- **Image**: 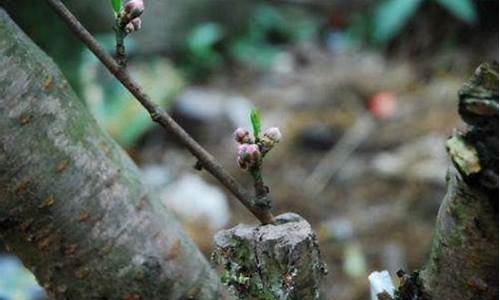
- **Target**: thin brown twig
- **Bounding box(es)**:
[44,0,274,225]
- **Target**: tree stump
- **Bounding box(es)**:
[212,213,327,300]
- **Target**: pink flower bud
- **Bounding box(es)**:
[260,127,281,151]
[237,144,261,170]
[124,0,144,19]
[234,128,253,144]
[263,127,281,143]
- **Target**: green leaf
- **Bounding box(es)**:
[230,38,280,69]
[187,23,224,52]
[250,109,262,138]
[111,0,123,14]
[183,23,225,80]
[435,0,477,24]
[373,0,423,44]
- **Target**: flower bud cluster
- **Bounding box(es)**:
[237,144,261,170]
[234,126,281,170]
[121,0,144,33]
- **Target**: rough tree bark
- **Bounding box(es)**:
[0,9,229,300]
[388,63,498,300]
[419,62,499,300]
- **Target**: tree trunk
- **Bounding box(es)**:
[420,63,498,300]
[0,9,229,300]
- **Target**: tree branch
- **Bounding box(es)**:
[43,0,274,225]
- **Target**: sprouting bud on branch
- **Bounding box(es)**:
[234,111,281,173]
[233,110,279,210]
[112,0,144,67]
[237,144,261,170]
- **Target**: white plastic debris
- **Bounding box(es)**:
[368,270,396,300]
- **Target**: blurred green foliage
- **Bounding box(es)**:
[180,4,320,81]
[6,0,480,150]
[435,0,477,24]
[230,4,317,69]
[373,0,423,44]
[182,23,225,80]
[349,0,478,46]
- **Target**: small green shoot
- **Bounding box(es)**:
[250,109,262,138]
[111,0,123,15]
